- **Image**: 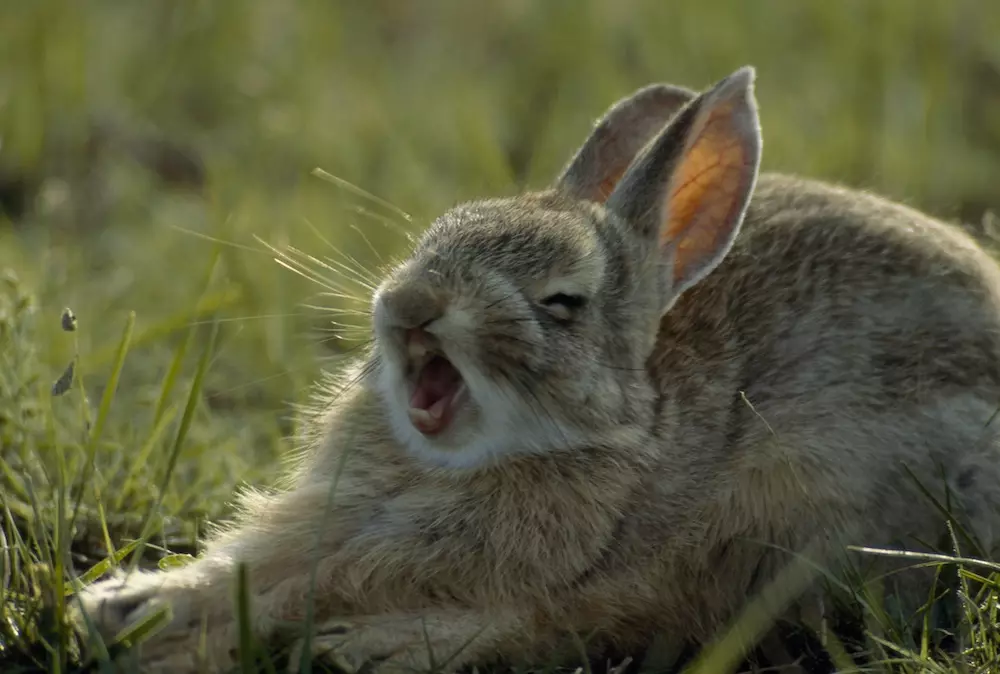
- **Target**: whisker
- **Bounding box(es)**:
[264,247,342,292]
[273,259,353,299]
[284,243,375,294]
[349,222,388,267]
[310,335,372,347]
[186,312,311,328]
[300,303,371,318]
[301,218,383,288]
[290,333,351,348]
[312,291,368,304]
[349,205,417,244]
[166,223,266,255]
[209,370,304,397]
[286,235,380,290]
[301,216,338,253]
[321,338,375,359]
[311,333,373,346]
[254,235,365,300]
[324,255,379,290]
[210,341,373,402]
[319,258,378,292]
[312,168,413,223]
[321,352,381,405]
[311,321,372,332]
[325,241,384,286]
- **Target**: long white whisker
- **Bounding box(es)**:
[258,237,366,300]
[325,251,380,288]
[311,168,413,223]
[349,223,387,267]
[350,205,416,243]
[270,257,351,298]
[186,313,312,327]
[299,303,371,318]
[286,243,377,293]
[301,218,382,288]
[283,245,373,295]
[167,223,266,254]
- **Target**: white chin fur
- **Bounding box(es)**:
[377,357,581,470]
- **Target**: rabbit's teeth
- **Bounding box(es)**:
[408,407,435,430]
[428,397,447,420]
[407,381,467,435]
[428,382,465,420]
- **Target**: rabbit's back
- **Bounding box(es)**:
[656,171,1000,413]
[644,173,1000,604]
[658,172,1000,401]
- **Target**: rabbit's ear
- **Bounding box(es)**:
[556,84,697,204]
[607,66,761,312]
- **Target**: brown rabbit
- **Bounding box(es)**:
[72,66,1000,673]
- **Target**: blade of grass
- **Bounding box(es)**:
[128,318,220,575]
[69,539,143,593]
[51,420,66,674]
[848,546,1000,574]
[67,311,135,540]
[112,603,172,648]
[0,456,31,502]
[91,487,119,579]
[901,463,984,559]
[152,249,222,426]
[680,542,823,674]
[112,404,179,513]
[80,287,239,372]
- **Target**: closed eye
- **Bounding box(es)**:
[539,293,587,322]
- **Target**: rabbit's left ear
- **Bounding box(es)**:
[607,66,762,312]
[556,83,697,204]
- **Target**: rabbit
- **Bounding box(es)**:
[71,65,1000,674]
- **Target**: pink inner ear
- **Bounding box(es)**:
[659,97,757,286]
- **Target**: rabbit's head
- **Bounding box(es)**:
[371,67,762,469]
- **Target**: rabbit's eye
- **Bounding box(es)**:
[539,293,587,322]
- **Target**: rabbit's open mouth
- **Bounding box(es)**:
[407,353,467,436]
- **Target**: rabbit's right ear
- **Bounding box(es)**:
[606,66,762,314]
[556,84,697,204]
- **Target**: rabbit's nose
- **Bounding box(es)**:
[376,284,446,331]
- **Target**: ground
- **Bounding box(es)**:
[1,1,1000,672]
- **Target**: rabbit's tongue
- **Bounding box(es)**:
[408,355,464,435]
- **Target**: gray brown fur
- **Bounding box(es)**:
[72,66,1000,673]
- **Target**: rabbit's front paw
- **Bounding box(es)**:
[72,569,177,642]
[72,566,233,654]
[73,570,241,673]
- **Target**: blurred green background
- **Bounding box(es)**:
[2,0,1000,548]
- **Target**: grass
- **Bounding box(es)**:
[1,0,1000,672]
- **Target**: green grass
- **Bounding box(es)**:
[2,1,1000,672]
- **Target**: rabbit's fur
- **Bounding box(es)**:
[73,66,1000,673]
